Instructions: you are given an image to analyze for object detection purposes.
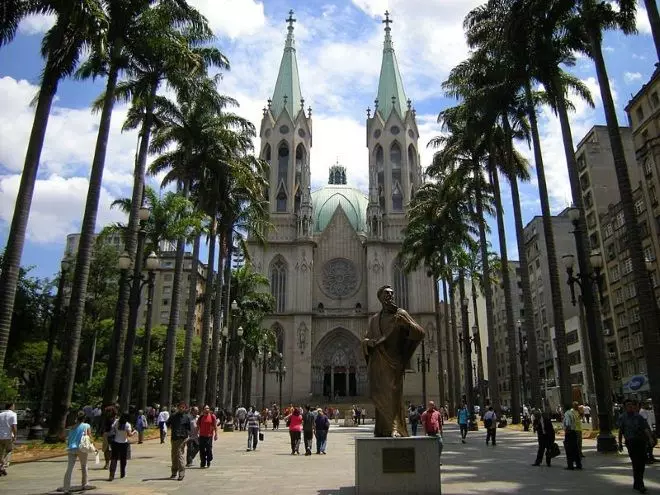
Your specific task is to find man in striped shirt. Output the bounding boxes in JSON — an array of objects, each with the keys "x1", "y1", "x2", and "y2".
[{"x1": 246, "y1": 406, "x2": 261, "y2": 451}]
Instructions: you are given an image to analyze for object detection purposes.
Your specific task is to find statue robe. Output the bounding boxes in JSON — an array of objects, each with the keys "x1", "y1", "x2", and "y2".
[{"x1": 362, "y1": 308, "x2": 424, "y2": 437}]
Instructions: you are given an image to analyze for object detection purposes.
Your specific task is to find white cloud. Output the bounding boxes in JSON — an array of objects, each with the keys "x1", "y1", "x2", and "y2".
[
  {"x1": 18, "y1": 14, "x2": 56, "y2": 35},
  {"x1": 637, "y1": 5, "x2": 652, "y2": 34},
  {"x1": 188, "y1": 0, "x2": 266, "y2": 39},
  {"x1": 0, "y1": 174, "x2": 124, "y2": 244},
  {"x1": 624, "y1": 71, "x2": 643, "y2": 84},
  {"x1": 0, "y1": 76, "x2": 139, "y2": 242}
]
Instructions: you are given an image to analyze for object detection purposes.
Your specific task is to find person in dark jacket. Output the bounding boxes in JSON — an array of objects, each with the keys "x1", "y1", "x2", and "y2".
[
  {"x1": 302, "y1": 405, "x2": 316, "y2": 456},
  {"x1": 314, "y1": 408, "x2": 330, "y2": 454},
  {"x1": 166, "y1": 402, "x2": 191, "y2": 481},
  {"x1": 532, "y1": 410, "x2": 556, "y2": 467}
]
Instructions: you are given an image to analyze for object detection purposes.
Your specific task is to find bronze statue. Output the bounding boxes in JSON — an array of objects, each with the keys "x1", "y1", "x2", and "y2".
[{"x1": 362, "y1": 285, "x2": 424, "y2": 437}]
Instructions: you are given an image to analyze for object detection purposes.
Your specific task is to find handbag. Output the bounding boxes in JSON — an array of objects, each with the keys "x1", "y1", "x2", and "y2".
[
  {"x1": 78, "y1": 434, "x2": 96, "y2": 454},
  {"x1": 550, "y1": 442, "x2": 561, "y2": 458},
  {"x1": 259, "y1": 432, "x2": 264, "y2": 441}
]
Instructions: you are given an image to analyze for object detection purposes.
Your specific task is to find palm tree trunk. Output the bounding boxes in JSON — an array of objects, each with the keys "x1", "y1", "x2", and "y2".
[
  {"x1": 525, "y1": 81, "x2": 572, "y2": 409},
  {"x1": 474, "y1": 158, "x2": 500, "y2": 411},
  {"x1": 471, "y1": 281, "x2": 486, "y2": 411},
  {"x1": 442, "y1": 277, "x2": 454, "y2": 413},
  {"x1": 644, "y1": 0, "x2": 660, "y2": 62},
  {"x1": 118, "y1": 80, "x2": 158, "y2": 411},
  {"x1": 447, "y1": 267, "x2": 461, "y2": 411},
  {"x1": 161, "y1": 182, "x2": 189, "y2": 407},
  {"x1": 138, "y1": 275, "x2": 155, "y2": 411},
  {"x1": 195, "y1": 217, "x2": 217, "y2": 405},
  {"x1": 584, "y1": 31, "x2": 657, "y2": 435},
  {"x1": 47, "y1": 59, "x2": 121, "y2": 440},
  {"x1": 502, "y1": 117, "x2": 541, "y2": 410},
  {"x1": 458, "y1": 270, "x2": 475, "y2": 418},
  {"x1": 0, "y1": 69, "x2": 59, "y2": 369},
  {"x1": 433, "y1": 278, "x2": 446, "y2": 409},
  {"x1": 490, "y1": 164, "x2": 521, "y2": 424},
  {"x1": 208, "y1": 230, "x2": 231, "y2": 407},
  {"x1": 181, "y1": 233, "x2": 201, "y2": 404}
]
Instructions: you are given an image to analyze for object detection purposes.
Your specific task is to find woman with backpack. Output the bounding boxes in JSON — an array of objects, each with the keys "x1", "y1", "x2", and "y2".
[
  {"x1": 109, "y1": 412, "x2": 136, "y2": 481},
  {"x1": 408, "y1": 404, "x2": 420, "y2": 436},
  {"x1": 62, "y1": 411, "x2": 93, "y2": 493}
]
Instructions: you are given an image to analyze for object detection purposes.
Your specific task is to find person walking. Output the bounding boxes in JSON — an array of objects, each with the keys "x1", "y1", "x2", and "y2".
[
  {"x1": 166, "y1": 402, "x2": 191, "y2": 480},
  {"x1": 408, "y1": 404, "x2": 420, "y2": 436},
  {"x1": 314, "y1": 408, "x2": 330, "y2": 454},
  {"x1": 186, "y1": 407, "x2": 200, "y2": 467},
  {"x1": 618, "y1": 398, "x2": 655, "y2": 493},
  {"x1": 272, "y1": 405, "x2": 280, "y2": 430},
  {"x1": 563, "y1": 401, "x2": 582, "y2": 470},
  {"x1": 457, "y1": 401, "x2": 469, "y2": 444},
  {"x1": 197, "y1": 405, "x2": 217, "y2": 468},
  {"x1": 0, "y1": 402, "x2": 17, "y2": 476},
  {"x1": 246, "y1": 406, "x2": 261, "y2": 451},
  {"x1": 287, "y1": 407, "x2": 303, "y2": 455},
  {"x1": 483, "y1": 406, "x2": 497, "y2": 446},
  {"x1": 583, "y1": 404, "x2": 591, "y2": 424},
  {"x1": 135, "y1": 410, "x2": 147, "y2": 444},
  {"x1": 100, "y1": 406, "x2": 117, "y2": 470},
  {"x1": 235, "y1": 405, "x2": 247, "y2": 431},
  {"x1": 421, "y1": 401, "x2": 443, "y2": 458},
  {"x1": 158, "y1": 406, "x2": 170, "y2": 444},
  {"x1": 302, "y1": 405, "x2": 316, "y2": 456},
  {"x1": 638, "y1": 402, "x2": 657, "y2": 464},
  {"x1": 62, "y1": 411, "x2": 92, "y2": 493},
  {"x1": 108, "y1": 413, "x2": 135, "y2": 481},
  {"x1": 532, "y1": 410, "x2": 555, "y2": 467}
]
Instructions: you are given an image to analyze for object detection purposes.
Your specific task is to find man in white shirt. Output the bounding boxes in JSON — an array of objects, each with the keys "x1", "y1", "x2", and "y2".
[
  {"x1": 158, "y1": 407, "x2": 170, "y2": 444},
  {"x1": 0, "y1": 402, "x2": 18, "y2": 476},
  {"x1": 583, "y1": 404, "x2": 591, "y2": 423}
]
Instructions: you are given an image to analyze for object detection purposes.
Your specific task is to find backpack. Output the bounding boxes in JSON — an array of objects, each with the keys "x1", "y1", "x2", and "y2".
[
  {"x1": 303, "y1": 412, "x2": 315, "y2": 429},
  {"x1": 409, "y1": 409, "x2": 420, "y2": 422}
]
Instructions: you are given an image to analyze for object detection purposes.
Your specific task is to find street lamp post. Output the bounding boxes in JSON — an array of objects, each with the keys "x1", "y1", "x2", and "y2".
[
  {"x1": 137, "y1": 255, "x2": 157, "y2": 412},
  {"x1": 517, "y1": 319, "x2": 528, "y2": 406},
  {"x1": 222, "y1": 300, "x2": 238, "y2": 407},
  {"x1": 563, "y1": 206, "x2": 617, "y2": 452},
  {"x1": 417, "y1": 340, "x2": 430, "y2": 406},
  {"x1": 275, "y1": 353, "x2": 287, "y2": 407},
  {"x1": 228, "y1": 323, "x2": 244, "y2": 411},
  {"x1": 259, "y1": 347, "x2": 272, "y2": 410},
  {"x1": 470, "y1": 323, "x2": 486, "y2": 412},
  {"x1": 459, "y1": 295, "x2": 477, "y2": 429},
  {"x1": 119, "y1": 242, "x2": 159, "y2": 412}
]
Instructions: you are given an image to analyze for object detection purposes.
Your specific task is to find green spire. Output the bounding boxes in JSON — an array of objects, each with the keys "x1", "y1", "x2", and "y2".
[
  {"x1": 375, "y1": 11, "x2": 408, "y2": 120},
  {"x1": 271, "y1": 10, "x2": 303, "y2": 120}
]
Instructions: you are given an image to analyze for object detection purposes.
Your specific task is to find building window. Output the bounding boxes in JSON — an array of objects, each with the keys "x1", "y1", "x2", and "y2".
[
  {"x1": 618, "y1": 312, "x2": 628, "y2": 328},
  {"x1": 270, "y1": 256, "x2": 287, "y2": 313},
  {"x1": 615, "y1": 288, "x2": 624, "y2": 305},
  {"x1": 566, "y1": 329, "x2": 579, "y2": 345},
  {"x1": 635, "y1": 199, "x2": 645, "y2": 215},
  {"x1": 644, "y1": 245, "x2": 656, "y2": 262},
  {"x1": 636, "y1": 106, "x2": 645, "y2": 123},
  {"x1": 391, "y1": 142, "x2": 403, "y2": 211},
  {"x1": 393, "y1": 259, "x2": 409, "y2": 310},
  {"x1": 644, "y1": 159, "x2": 653, "y2": 178},
  {"x1": 630, "y1": 306, "x2": 641, "y2": 322},
  {"x1": 160, "y1": 311, "x2": 169, "y2": 321},
  {"x1": 278, "y1": 142, "x2": 289, "y2": 184},
  {"x1": 164, "y1": 274, "x2": 173, "y2": 282},
  {"x1": 623, "y1": 258, "x2": 633, "y2": 275},
  {"x1": 276, "y1": 188, "x2": 287, "y2": 212},
  {"x1": 610, "y1": 264, "x2": 620, "y2": 282},
  {"x1": 162, "y1": 299, "x2": 170, "y2": 306},
  {"x1": 632, "y1": 332, "x2": 644, "y2": 348},
  {"x1": 604, "y1": 223, "x2": 613, "y2": 238},
  {"x1": 579, "y1": 173, "x2": 590, "y2": 191}
]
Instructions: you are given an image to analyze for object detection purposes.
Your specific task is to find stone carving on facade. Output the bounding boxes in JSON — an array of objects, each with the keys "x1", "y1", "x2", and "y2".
[
  {"x1": 297, "y1": 322, "x2": 308, "y2": 354},
  {"x1": 368, "y1": 252, "x2": 384, "y2": 274},
  {"x1": 295, "y1": 249, "x2": 313, "y2": 272},
  {"x1": 321, "y1": 258, "x2": 359, "y2": 299}
]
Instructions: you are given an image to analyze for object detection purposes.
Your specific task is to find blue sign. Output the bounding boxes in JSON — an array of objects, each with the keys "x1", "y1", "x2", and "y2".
[{"x1": 623, "y1": 375, "x2": 649, "y2": 392}]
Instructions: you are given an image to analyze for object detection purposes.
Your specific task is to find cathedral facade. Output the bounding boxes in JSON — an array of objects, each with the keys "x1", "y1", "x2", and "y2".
[{"x1": 249, "y1": 12, "x2": 438, "y2": 406}]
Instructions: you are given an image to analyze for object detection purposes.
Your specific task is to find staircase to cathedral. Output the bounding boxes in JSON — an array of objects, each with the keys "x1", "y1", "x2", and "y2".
[{"x1": 307, "y1": 396, "x2": 374, "y2": 420}]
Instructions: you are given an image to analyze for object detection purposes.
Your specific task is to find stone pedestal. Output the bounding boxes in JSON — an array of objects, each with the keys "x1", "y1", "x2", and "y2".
[{"x1": 355, "y1": 437, "x2": 441, "y2": 495}]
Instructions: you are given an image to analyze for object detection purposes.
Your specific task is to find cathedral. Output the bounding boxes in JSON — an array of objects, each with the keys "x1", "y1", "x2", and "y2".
[{"x1": 249, "y1": 11, "x2": 438, "y2": 406}]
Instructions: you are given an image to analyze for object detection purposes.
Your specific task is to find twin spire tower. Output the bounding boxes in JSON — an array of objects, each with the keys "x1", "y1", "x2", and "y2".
[{"x1": 259, "y1": 10, "x2": 421, "y2": 241}]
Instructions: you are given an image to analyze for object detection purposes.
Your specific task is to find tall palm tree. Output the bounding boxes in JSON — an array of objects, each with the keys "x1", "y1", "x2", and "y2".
[
  {"x1": 572, "y1": 0, "x2": 660, "y2": 432},
  {"x1": 99, "y1": 6, "x2": 227, "y2": 406},
  {"x1": 0, "y1": 0, "x2": 107, "y2": 370},
  {"x1": 642, "y1": 0, "x2": 660, "y2": 61},
  {"x1": 181, "y1": 227, "x2": 203, "y2": 404}
]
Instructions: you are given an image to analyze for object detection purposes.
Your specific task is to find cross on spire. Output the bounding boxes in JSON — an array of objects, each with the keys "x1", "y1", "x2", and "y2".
[
  {"x1": 287, "y1": 10, "x2": 296, "y2": 29},
  {"x1": 382, "y1": 10, "x2": 392, "y2": 30}
]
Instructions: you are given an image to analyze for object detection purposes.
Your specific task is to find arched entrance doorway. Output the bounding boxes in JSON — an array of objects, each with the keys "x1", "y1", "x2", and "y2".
[{"x1": 312, "y1": 328, "x2": 366, "y2": 399}]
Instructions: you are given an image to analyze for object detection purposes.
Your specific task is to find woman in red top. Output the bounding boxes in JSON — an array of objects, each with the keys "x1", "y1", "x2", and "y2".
[{"x1": 286, "y1": 407, "x2": 303, "y2": 455}]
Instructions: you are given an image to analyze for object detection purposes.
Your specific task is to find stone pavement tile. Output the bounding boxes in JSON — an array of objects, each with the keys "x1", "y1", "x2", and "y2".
[{"x1": 2, "y1": 424, "x2": 659, "y2": 494}]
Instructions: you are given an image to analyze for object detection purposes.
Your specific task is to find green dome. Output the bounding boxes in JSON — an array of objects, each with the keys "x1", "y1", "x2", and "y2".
[{"x1": 311, "y1": 185, "x2": 369, "y2": 233}]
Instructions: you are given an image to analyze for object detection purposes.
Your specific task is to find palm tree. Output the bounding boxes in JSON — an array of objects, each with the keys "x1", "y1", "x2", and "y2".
[
  {"x1": 99, "y1": 5, "x2": 227, "y2": 406},
  {"x1": 642, "y1": 0, "x2": 660, "y2": 60},
  {"x1": 107, "y1": 186, "x2": 201, "y2": 409},
  {"x1": 181, "y1": 227, "x2": 203, "y2": 404},
  {"x1": 0, "y1": 0, "x2": 107, "y2": 370},
  {"x1": 573, "y1": 0, "x2": 660, "y2": 432}
]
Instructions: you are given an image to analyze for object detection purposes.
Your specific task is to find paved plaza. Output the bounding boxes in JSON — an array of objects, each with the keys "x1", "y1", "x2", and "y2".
[{"x1": 1, "y1": 423, "x2": 659, "y2": 494}]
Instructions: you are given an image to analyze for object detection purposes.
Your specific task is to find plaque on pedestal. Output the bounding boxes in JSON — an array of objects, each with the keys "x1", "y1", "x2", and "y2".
[{"x1": 355, "y1": 437, "x2": 441, "y2": 495}]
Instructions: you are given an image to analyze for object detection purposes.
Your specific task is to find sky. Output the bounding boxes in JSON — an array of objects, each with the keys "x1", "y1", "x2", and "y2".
[{"x1": 0, "y1": 0, "x2": 658, "y2": 280}]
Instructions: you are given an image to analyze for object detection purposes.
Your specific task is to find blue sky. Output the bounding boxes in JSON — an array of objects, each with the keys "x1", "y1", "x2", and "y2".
[{"x1": 0, "y1": 0, "x2": 658, "y2": 279}]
